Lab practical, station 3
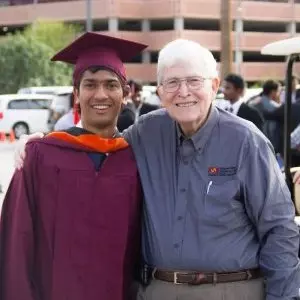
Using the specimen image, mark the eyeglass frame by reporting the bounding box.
[160,76,213,93]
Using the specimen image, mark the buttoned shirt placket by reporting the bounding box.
[172,137,196,260]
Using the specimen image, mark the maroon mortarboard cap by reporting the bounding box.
[51,32,148,85]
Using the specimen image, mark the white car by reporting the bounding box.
[18,86,73,96]
[18,85,73,113]
[0,94,54,139]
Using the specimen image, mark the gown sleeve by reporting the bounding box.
[0,143,39,300]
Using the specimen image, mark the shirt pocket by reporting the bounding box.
[204,179,244,224]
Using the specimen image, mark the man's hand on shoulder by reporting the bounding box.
[14,132,44,169]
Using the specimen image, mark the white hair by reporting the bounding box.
[157,39,218,84]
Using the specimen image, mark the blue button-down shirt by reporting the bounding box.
[124,105,300,300]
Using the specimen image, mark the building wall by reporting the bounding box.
[0,0,299,83]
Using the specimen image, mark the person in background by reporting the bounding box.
[264,93,300,167]
[280,75,299,104]
[222,73,264,131]
[287,114,300,184]
[117,98,136,132]
[128,80,159,122]
[255,80,282,110]
[291,122,300,150]
[253,80,281,152]
[0,32,146,300]
[54,93,77,131]
[147,87,161,106]
[15,38,300,300]
[117,80,159,131]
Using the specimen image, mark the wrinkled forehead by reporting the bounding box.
[161,59,215,80]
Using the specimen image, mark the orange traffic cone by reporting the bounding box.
[0,132,5,142]
[9,130,15,143]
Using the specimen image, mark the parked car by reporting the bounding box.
[17,86,74,131]
[17,86,73,96]
[0,94,54,139]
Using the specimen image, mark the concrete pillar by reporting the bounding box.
[142,19,150,32]
[174,17,184,31]
[287,22,296,37]
[142,19,151,63]
[234,17,243,75]
[142,52,151,64]
[108,17,118,32]
[288,0,296,36]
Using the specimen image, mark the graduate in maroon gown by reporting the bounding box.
[0,32,147,300]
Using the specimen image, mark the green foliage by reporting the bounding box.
[23,19,82,52]
[0,21,82,94]
[249,81,263,89]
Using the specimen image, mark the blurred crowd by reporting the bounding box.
[117,80,160,132]
[216,73,300,168]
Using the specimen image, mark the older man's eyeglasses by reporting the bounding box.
[162,77,211,93]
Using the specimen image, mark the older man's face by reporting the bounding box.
[158,62,219,135]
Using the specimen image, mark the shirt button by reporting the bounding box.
[177,216,183,221]
[180,188,186,193]
[173,243,179,249]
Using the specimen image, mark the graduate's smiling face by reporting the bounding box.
[75,68,128,132]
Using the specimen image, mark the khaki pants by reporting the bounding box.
[137,278,265,300]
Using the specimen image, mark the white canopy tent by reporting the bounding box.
[261,37,300,217]
[261,37,300,56]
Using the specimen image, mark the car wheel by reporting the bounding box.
[13,122,29,139]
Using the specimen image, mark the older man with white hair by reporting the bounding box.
[14,38,300,300]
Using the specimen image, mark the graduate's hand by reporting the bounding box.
[293,170,300,185]
[14,132,44,169]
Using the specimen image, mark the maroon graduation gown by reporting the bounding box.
[0,130,142,300]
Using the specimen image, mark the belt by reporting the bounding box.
[152,268,261,285]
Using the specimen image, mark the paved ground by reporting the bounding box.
[0,141,16,208]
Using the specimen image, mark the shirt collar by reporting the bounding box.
[229,98,243,115]
[75,120,120,137]
[176,104,219,151]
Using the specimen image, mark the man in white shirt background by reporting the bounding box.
[117,80,159,132]
[128,80,159,122]
[222,73,264,132]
